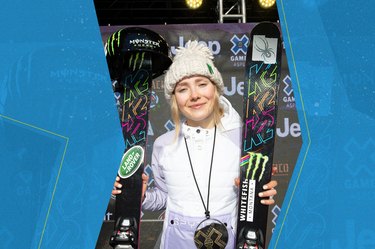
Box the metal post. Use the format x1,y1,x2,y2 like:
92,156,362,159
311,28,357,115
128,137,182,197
218,0,246,23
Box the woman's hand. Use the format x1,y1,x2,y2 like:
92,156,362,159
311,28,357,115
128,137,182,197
141,173,149,201
111,173,150,201
234,166,278,206
258,180,277,205
112,176,123,195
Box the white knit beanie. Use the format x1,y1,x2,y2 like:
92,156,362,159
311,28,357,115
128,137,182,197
164,40,224,101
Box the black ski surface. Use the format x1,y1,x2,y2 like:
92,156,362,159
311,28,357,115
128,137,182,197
95,27,171,249
236,22,282,249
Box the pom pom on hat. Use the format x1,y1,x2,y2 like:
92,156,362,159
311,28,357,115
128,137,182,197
164,40,224,101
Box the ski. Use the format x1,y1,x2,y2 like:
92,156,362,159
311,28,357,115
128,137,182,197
236,22,282,249
95,27,171,249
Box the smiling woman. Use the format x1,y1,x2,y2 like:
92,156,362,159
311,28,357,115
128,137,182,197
174,76,218,128
112,40,278,249
164,41,226,135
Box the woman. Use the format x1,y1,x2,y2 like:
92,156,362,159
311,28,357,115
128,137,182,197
113,40,277,248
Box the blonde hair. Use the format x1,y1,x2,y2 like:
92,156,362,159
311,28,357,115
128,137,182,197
170,85,223,139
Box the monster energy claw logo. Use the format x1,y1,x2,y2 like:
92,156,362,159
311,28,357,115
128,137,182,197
118,145,144,179
106,30,121,56
241,152,269,181
129,52,146,71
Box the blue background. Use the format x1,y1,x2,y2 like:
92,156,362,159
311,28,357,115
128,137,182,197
0,0,122,248
0,0,374,248
270,0,375,248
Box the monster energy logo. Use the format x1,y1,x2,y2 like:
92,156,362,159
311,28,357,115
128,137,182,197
130,38,161,48
106,29,122,56
240,152,269,181
239,152,269,222
105,29,161,56
129,52,146,71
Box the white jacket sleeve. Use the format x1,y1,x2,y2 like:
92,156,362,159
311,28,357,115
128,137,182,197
142,139,168,211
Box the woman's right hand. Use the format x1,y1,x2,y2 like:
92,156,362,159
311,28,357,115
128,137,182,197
112,176,123,195
111,173,149,200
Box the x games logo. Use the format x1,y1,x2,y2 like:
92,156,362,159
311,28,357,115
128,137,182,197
230,35,249,67
230,35,249,55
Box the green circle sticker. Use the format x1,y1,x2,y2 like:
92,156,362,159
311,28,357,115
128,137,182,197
118,145,144,178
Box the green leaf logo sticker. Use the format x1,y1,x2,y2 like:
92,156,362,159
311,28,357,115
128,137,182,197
118,145,144,178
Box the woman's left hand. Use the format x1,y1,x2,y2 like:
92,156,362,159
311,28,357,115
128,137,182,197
234,166,278,206
258,180,277,205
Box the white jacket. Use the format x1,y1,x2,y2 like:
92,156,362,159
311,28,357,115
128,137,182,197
143,96,242,249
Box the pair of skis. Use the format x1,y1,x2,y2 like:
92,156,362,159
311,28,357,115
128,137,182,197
96,22,281,249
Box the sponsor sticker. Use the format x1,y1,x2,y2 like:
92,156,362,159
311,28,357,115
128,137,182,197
247,180,256,222
118,145,144,178
252,35,278,64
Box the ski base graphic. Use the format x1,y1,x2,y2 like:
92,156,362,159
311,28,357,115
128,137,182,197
236,22,282,249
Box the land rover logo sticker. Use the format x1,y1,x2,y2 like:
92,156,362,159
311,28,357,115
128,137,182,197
118,145,144,179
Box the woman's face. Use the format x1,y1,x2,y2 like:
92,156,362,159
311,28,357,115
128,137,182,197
174,76,217,128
